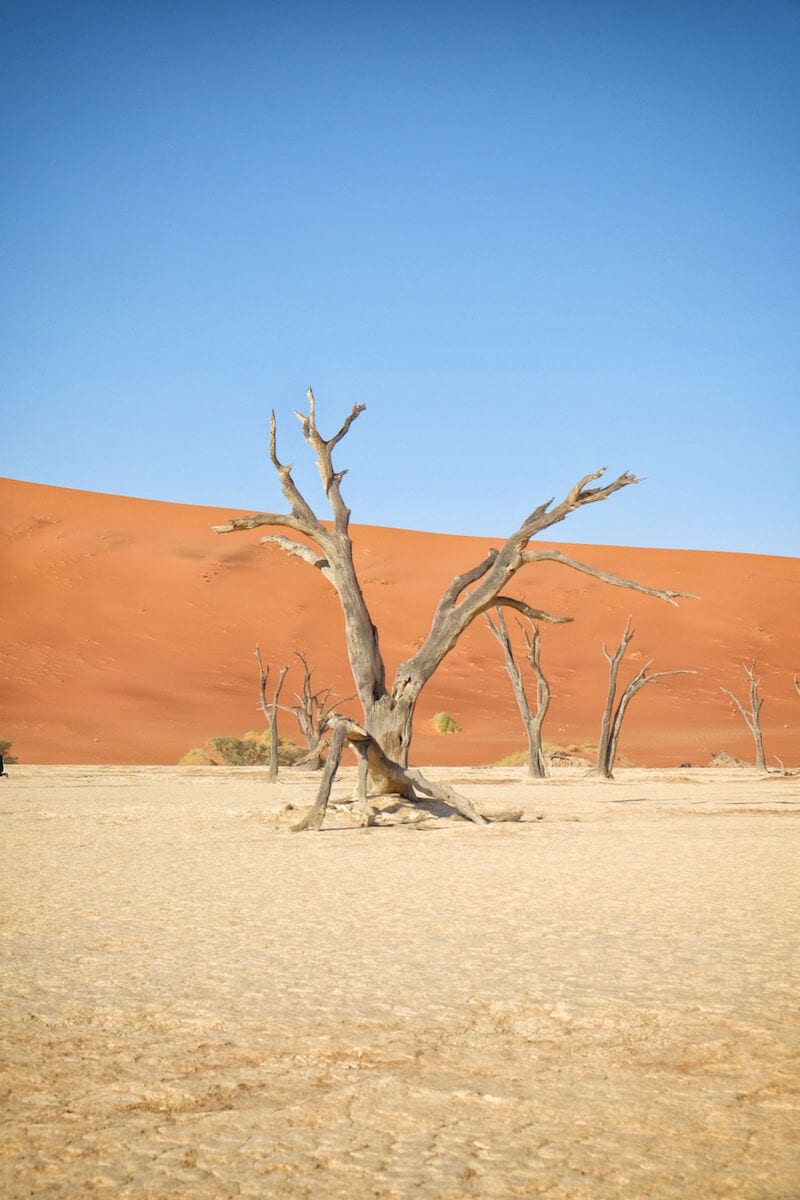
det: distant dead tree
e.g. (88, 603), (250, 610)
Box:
(589, 616), (695, 780)
(794, 675), (800, 701)
(214, 390), (692, 827)
(255, 645), (289, 782)
(290, 650), (353, 770)
(721, 662), (767, 773)
(485, 609), (551, 780)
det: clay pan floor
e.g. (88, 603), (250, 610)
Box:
(1, 764), (799, 1199)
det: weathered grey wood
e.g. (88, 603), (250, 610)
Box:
(589, 618), (695, 779)
(255, 646), (288, 783)
(292, 719), (349, 831)
(485, 610), (551, 780)
(289, 651), (354, 771)
(588, 618), (635, 779)
(722, 663), (767, 773)
(215, 393), (692, 816)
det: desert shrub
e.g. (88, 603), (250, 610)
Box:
(432, 712), (462, 734)
(187, 734), (308, 767)
(179, 748), (215, 766)
(0, 739), (17, 764)
(208, 736), (271, 766)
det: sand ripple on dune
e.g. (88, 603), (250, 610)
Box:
(1, 766), (799, 1198)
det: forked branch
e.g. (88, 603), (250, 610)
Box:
(295, 387), (365, 533)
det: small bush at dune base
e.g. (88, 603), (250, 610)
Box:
(179, 733), (307, 767)
(0, 739), (17, 764)
(432, 712), (462, 735)
(179, 748), (215, 766)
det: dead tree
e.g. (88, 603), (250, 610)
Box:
(721, 662), (767, 773)
(255, 645), (289, 782)
(794, 675), (800, 701)
(589, 616), (695, 779)
(485, 609), (551, 780)
(289, 651), (348, 769)
(214, 391), (692, 824)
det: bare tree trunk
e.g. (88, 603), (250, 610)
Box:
(589, 618), (695, 779)
(588, 618), (634, 778)
(255, 646), (289, 782)
(214, 392), (694, 821)
(484, 610), (551, 780)
(722, 663), (767, 773)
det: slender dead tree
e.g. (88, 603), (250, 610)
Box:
(485, 609), (551, 780)
(291, 650), (353, 769)
(255, 645), (289, 783)
(794, 675), (800, 701)
(589, 616), (695, 779)
(721, 662), (767, 773)
(215, 391), (692, 824)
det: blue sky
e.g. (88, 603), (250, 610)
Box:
(2, 0), (798, 554)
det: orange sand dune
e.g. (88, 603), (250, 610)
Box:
(2, 477), (799, 767)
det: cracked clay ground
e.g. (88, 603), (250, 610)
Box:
(1, 765), (799, 1198)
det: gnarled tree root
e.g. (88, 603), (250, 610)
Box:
(292, 718), (486, 831)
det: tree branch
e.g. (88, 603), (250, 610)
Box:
(259, 535), (332, 577)
(490, 596), (572, 624)
(438, 549), (499, 610)
(522, 548), (697, 606)
(295, 387), (365, 533)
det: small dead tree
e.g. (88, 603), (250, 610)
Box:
(721, 662), (767, 773)
(215, 391), (693, 826)
(291, 650), (353, 769)
(485, 609), (551, 780)
(794, 675), (800, 701)
(589, 616), (695, 779)
(255, 645), (289, 782)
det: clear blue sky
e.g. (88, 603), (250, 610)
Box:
(2, 0), (798, 554)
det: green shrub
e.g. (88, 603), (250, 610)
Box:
(179, 748), (215, 766)
(0, 739), (17, 764)
(182, 733), (308, 767)
(432, 712), (462, 735)
(208, 736), (271, 766)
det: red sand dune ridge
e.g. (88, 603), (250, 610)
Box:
(2, 477), (799, 768)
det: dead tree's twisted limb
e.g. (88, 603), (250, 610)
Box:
(291, 717), (487, 831)
(214, 393), (693, 805)
(722, 662), (767, 773)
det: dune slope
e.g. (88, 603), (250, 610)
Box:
(1, 477), (799, 766)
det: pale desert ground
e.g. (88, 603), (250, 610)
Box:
(2, 764), (799, 1199)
